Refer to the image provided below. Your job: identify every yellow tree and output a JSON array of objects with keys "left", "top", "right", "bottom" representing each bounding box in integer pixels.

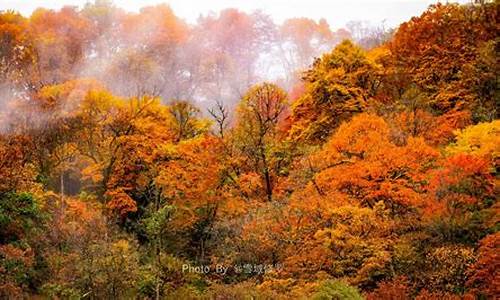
[
  {"left": 445, "top": 120, "right": 500, "bottom": 159},
  {"left": 289, "top": 40, "right": 382, "bottom": 143}
]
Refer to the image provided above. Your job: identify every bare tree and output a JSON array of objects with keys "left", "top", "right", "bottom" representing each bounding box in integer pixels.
[{"left": 208, "top": 99, "right": 229, "bottom": 138}]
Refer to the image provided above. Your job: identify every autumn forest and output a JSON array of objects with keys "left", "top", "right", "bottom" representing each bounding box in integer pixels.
[{"left": 0, "top": 0, "right": 498, "bottom": 299}]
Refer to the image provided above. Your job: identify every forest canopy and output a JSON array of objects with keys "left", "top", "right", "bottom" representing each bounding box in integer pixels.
[{"left": 0, "top": 1, "right": 498, "bottom": 299}]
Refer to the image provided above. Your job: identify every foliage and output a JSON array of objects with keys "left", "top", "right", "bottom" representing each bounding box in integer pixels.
[
  {"left": 311, "top": 280, "right": 364, "bottom": 300},
  {"left": 446, "top": 120, "right": 500, "bottom": 159},
  {"left": 467, "top": 232, "right": 500, "bottom": 298},
  {"left": 0, "top": 1, "right": 498, "bottom": 298},
  {"left": 0, "top": 192, "right": 41, "bottom": 297},
  {"left": 388, "top": 2, "right": 498, "bottom": 120},
  {"left": 365, "top": 277, "right": 410, "bottom": 300},
  {"left": 233, "top": 82, "right": 290, "bottom": 201},
  {"left": 290, "top": 40, "right": 380, "bottom": 143}
]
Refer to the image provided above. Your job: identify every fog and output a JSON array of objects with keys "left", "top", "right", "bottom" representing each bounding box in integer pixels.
[
  {"left": 2, "top": 0, "right": 469, "bottom": 28},
  {"left": 0, "top": 0, "right": 465, "bottom": 131}
]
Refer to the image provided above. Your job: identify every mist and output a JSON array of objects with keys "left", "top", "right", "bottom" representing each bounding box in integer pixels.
[{"left": 0, "top": 0, "right": 396, "bottom": 129}]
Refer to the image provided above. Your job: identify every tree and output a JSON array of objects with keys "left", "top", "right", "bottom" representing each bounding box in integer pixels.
[
  {"left": 312, "top": 280, "right": 363, "bottom": 300},
  {"left": 0, "top": 135, "right": 37, "bottom": 194},
  {"left": 388, "top": 2, "right": 497, "bottom": 120},
  {"left": 77, "top": 93, "right": 176, "bottom": 208},
  {"left": 208, "top": 99, "right": 230, "bottom": 138},
  {"left": 277, "top": 18, "right": 334, "bottom": 88},
  {"left": 426, "top": 152, "right": 496, "bottom": 244},
  {"left": 467, "top": 232, "right": 500, "bottom": 298},
  {"left": 445, "top": 120, "right": 500, "bottom": 159},
  {"left": 289, "top": 40, "right": 381, "bottom": 143},
  {"left": 40, "top": 197, "right": 140, "bottom": 299},
  {"left": 109, "top": 4, "right": 190, "bottom": 99},
  {"left": 30, "top": 6, "right": 97, "bottom": 84},
  {"left": 0, "top": 193, "right": 41, "bottom": 297},
  {"left": 430, "top": 154, "right": 495, "bottom": 214},
  {"left": 0, "top": 11, "right": 36, "bottom": 93},
  {"left": 313, "top": 204, "right": 394, "bottom": 288},
  {"left": 309, "top": 113, "right": 438, "bottom": 215},
  {"left": 168, "top": 100, "right": 210, "bottom": 142},
  {"left": 233, "top": 83, "right": 289, "bottom": 201},
  {"left": 240, "top": 114, "right": 437, "bottom": 288},
  {"left": 346, "top": 20, "right": 393, "bottom": 50},
  {"left": 195, "top": 9, "right": 272, "bottom": 107}
]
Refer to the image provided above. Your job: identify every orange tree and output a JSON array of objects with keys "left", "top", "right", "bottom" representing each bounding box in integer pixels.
[{"left": 388, "top": 2, "right": 498, "bottom": 121}]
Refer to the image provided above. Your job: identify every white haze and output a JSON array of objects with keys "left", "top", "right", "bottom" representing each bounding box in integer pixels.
[
  {"left": 3, "top": 0, "right": 469, "bottom": 28},
  {"left": 0, "top": 0, "right": 470, "bottom": 133}
]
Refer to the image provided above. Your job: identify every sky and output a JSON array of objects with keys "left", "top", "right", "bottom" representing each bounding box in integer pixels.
[{"left": 1, "top": 0, "right": 469, "bottom": 29}]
